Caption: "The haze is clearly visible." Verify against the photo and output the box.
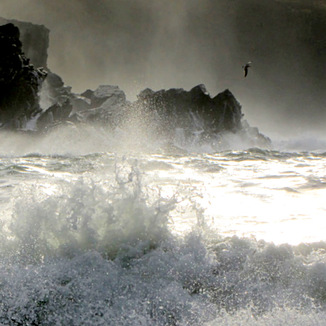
[0,0,326,137]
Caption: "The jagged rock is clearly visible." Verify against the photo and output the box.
[70,96,91,115]
[90,85,126,108]
[0,19,73,131]
[71,83,270,147]
[80,89,94,100]
[46,72,64,89]
[132,84,271,148]
[37,98,72,131]
[40,71,72,108]
[74,85,127,124]
[0,18,271,149]
[242,121,271,146]
[212,89,243,132]
[37,71,78,130]
[135,84,243,135]
[0,17,49,68]
[0,23,47,129]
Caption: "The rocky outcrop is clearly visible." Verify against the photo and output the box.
[82,85,126,108]
[72,84,243,135]
[74,85,128,126]
[0,23,47,129]
[0,19,270,148]
[135,84,243,135]
[68,83,270,148]
[132,84,270,147]
[36,99,73,131]
[0,17,49,68]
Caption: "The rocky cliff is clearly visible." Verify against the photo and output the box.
[0,17,49,68]
[0,22,47,129]
[0,19,271,149]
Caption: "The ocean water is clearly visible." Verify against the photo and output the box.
[1,126,326,325]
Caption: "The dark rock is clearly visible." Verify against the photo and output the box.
[46,72,64,89]
[0,19,72,132]
[0,23,23,83]
[137,88,155,101]
[75,85,127,125]
[213,89,243,132]
[80,89,94,100]
[40,71,72,110]
[72,82,270,148]
[0,17,49,68]
[90,85,126,108]
[0,17,271,149]
[0,23,47,129]
[70,96,91,114]
[131,84,271,148]
[37,98,72,131]
[135,84,242,135]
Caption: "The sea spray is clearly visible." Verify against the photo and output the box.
[0,151,326,324]
[2,220,326,324]
[3,157,175,263]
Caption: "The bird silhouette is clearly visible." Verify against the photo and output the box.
[242,61,252,77]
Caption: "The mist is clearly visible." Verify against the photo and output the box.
[0,0,326,137]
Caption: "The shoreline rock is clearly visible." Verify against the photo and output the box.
[0,19,271,149]
[0,22,47,129]
[0,17,49,68]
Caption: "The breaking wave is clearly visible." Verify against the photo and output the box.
[0,155,326,325]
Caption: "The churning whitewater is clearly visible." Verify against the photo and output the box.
[1,127,326,325]
[1,0,326,324]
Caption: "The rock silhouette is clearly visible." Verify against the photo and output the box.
[0,19,271,148]
[0,23,47,129]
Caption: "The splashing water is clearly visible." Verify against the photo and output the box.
[0,127,326,324]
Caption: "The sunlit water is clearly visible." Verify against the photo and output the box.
[1,128,326,325]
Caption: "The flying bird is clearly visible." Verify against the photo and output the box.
[242,61,252,77]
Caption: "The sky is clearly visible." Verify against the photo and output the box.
[0,0,326,137]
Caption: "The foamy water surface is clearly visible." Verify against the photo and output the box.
[0,129,326,325]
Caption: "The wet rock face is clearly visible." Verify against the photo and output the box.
[0,23,47,129]
[72,85,128,127]
[0,23,23,84]
[135,84,243,134]
[69,82,264,147]
[85,85,127,108]
[0,18,271,148]
[73,84,243,135]
[0,17,49,68]
[37,99,73,131]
